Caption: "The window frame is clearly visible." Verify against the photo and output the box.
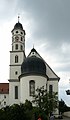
[29,80,35,96]
[21,37,23,41]
[15,55,18,63]
[15,44,18,50]
[20,45,23,50]
[49,85,53,94]
[15,86,18,99]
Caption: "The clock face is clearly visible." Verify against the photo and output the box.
[15,36,19,41]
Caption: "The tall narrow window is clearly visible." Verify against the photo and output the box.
[29,80,35,96]
[4,101,6,105]
[15,86,18,99]
[21,45,23,50]
[21,37,23,41]
[49,85,53,94]
[12,45,14,51]
[15,55,18,63]
[15,44,18,50]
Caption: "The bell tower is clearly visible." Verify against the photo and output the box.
[9,18,26,105]
[9,18,26,80]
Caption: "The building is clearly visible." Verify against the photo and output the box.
[0,20,60,115]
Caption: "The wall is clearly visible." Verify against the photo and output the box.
[63,111,70,117]
[20,75,47,103]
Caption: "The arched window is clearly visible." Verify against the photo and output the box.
[29,80,35,96]
[12,45,14,51]
[20,45,23,50]
[15,86,18,99]
[15,71,18,75]
[15,55,18,63]
[21,37,23,41]
[15,44,18,50]
[49,85,53,95]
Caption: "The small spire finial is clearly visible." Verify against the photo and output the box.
[33,44,34,48]
[18,14,20,22]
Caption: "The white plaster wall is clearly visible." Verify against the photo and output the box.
[46,65,58,78]
[10,52,24,65]
[13,42,25,51]
[12,29,25,51]
[10,52,24,79]
[0,94,9,108]
[20,75,47,103]
[9,82,20,105]
[13,29,25,36]
[47,80,58,92]
[63,111,70,117]
[10,66,21,79]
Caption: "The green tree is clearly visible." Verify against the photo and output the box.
[32,86,58,119]
[59,99,70,114]
[0,103,32,120]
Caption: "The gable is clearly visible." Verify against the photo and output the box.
[28,48,60,81]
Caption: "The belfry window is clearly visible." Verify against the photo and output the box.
[12,45,14,51]
[15,71,18,75]
[21,37,23,41]
[16,31,18,33]
[21,32,23,34]
[21,45,23,50]
[29,80,35,96]
[15,44,18,50]
[15,55,18,63]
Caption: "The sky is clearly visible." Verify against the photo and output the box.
[0,0,70,106]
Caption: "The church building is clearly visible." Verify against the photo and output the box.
[0,20,60,115]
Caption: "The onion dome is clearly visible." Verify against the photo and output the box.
[12,22,25,34]
[14,22,23,30]
[21,56,46,76]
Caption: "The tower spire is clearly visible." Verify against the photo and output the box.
[33,44,34,48]
[18,15,20,23]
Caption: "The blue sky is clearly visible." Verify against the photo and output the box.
[0,0,70,106]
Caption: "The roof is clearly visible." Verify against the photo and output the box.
[0,83,9,94]
[14,22,23,30]
[28,48,60,80]
[12,22,26,35]
[21,55,46,76]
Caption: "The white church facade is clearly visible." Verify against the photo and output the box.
[0,20,60,115]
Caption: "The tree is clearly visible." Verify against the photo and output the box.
[0,102,33,120]
[32,86,58,119]
[59,99,70,114]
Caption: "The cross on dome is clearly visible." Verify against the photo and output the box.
[18,15,20,23]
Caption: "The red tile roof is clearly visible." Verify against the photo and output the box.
[0,83,9,94]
